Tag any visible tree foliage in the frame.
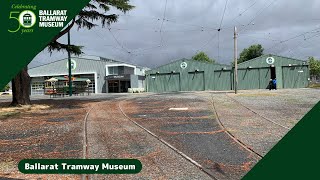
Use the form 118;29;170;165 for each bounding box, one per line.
192;51;215;63
48;0;134;55
308;56;320;77
1;84;10;92
238;44;264;63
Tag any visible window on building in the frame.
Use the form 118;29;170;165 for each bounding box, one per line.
31;82;44;95
108;67;119;75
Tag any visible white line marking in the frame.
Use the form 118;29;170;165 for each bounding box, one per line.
169;107;188;111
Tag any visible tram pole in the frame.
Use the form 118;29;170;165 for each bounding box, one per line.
234;26;238;94
68;30;72;96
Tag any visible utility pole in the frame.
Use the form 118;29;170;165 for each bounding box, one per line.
234;26;238;94
68;30;72;96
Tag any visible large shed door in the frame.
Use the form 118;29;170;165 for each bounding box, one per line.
238;68;260;90
148;74;163;92
148;73;180;92
214;70;232;91
282;66;309;88
164;73;180;92
188;71;205;91
259;68;271;89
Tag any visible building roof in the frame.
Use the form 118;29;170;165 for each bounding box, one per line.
30;55;149;70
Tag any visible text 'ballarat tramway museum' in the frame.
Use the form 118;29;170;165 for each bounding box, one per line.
28;54;310;95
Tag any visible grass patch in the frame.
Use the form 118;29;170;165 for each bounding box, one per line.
0;104;50;119
0;160;16;173
0;111;20;119
308;83;320;88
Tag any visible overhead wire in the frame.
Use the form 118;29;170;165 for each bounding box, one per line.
238;0;278;33
217;0;229;61
107;27;131;54
265;27;320;52
61;1;320;64
159;0;168;47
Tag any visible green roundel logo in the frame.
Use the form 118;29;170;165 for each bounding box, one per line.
67;59;77;70
180;62;187;69
19;10;36;28
266;57;275;65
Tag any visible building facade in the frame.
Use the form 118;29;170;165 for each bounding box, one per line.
146;55;310;92
28;56;149;95
146;59;232;92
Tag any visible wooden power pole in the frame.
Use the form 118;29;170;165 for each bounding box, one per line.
234;26;238;94
68;30;72;96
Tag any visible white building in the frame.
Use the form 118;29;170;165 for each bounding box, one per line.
28;56;150;95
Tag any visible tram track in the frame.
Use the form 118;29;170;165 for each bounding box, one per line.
225;93;290;130
207;94;264;159
82;93;265;180
81;105;94;180
118;93;261;179
81;96;214;180
118;98;219;180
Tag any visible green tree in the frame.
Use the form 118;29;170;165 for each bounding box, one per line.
308;56;320;79
238;44;264;63
192;51;215;63
11;0;134;106
1;84;10;92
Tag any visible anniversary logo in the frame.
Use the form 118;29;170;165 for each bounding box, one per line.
9;4;68;34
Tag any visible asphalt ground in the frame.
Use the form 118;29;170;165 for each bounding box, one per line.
121;93;260;180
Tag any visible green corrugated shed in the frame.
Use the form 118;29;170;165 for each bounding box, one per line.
146;59;232;92
236;54;309;89
146;55;310;92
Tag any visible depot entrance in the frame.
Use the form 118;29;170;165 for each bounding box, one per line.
106;75;131;93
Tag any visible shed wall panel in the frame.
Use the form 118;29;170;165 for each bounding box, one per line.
259;68;271;89
188;72;205;91
282;66;309;88
214;70;232;91
238;69;260;90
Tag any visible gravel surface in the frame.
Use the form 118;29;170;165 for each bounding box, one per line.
1;89;318;179
228;89;320;128
122;93;259;180
197;88;320;156
0;99;90;180
86;100;212;180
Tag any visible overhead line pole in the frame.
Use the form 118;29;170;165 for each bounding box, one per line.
68;30;72;97
234;26;238;94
